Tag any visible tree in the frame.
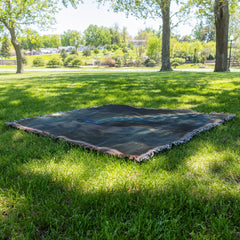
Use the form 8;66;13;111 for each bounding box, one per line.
188;0;239;72
40;34;61;48
0;0;60;73
229;5;240;40
214;0;229;71
121;27;129;44
60;49;68;60
193;21;215;42
1;36;11;59
84;25;111;47
0;0;82;73
96;0;177;71
61;30;83;49
159;0;172;71
20;29;42;51
180;35;193;42
109;24;121;45
134;28;154;44
146;36;162;63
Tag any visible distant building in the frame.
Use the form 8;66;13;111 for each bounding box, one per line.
78;45;89;52
24;50;41;55
58;46;75;53
97;46;106;50
39;48;58;54
132;40;147;47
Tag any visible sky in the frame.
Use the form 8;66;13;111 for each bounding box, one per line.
40;1;195;37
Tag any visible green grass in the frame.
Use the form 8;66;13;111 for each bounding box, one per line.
0;71;239;239
0;65;17;69
176;63;215;69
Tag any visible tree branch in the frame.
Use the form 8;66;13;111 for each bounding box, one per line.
0;17;11;30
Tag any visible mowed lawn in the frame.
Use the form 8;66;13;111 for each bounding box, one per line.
0;71;239;239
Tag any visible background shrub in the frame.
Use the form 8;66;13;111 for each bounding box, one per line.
82;49;91;57
112;44;119;51
114;49;124;55
93;48;99;54
64;56;75;66
170;58;185;65
71;57;83;67
60;49;68;60
102;57;116;67
122;47;128;53
144;58;156;67
22;56;28;65
64;56;84;67
112;55;123;67
70;48;78;55
94;58;101;66
33;56;45;67
123;53;130;67
171;62;180;68
103;49;108;55
133;58;143;67
200;56;207;64
126;60;134;67
47;57;63;68
106;45;112;51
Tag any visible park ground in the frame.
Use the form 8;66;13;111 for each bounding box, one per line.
0;71;240;239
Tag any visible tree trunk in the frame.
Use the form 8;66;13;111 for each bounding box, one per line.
214;0;229;72
160;0;172;71
9;27;24;73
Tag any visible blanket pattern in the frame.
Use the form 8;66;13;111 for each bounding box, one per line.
5;104;235;162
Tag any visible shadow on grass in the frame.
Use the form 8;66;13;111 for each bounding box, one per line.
1;71;239;170
0;140;239;239
1;72;238;117
1;71;239;163
1;131;240;239
0;71;240;239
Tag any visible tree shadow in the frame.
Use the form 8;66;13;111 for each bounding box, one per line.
1;147;240;239
1;71;239;169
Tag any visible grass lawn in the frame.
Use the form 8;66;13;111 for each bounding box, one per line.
0;71;239;239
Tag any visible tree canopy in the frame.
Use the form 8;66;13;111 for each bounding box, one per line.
0;0;59;30
187;0;239;71
229;5;240;40
96;0;184;71
84;25;111;47
0;0;82;73
61;30;83;49
0;36;11;59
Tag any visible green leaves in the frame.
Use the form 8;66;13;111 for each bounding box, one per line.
62;0;83;8
84;25;111;47
61;30;83;48
0;0;60;31
0;36;11;58
0;0;82;73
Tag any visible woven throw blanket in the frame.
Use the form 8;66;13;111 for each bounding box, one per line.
5;104;235;162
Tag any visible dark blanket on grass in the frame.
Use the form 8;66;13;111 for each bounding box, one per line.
5;104;235;162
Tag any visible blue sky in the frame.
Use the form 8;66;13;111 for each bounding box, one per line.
41;1;195;37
